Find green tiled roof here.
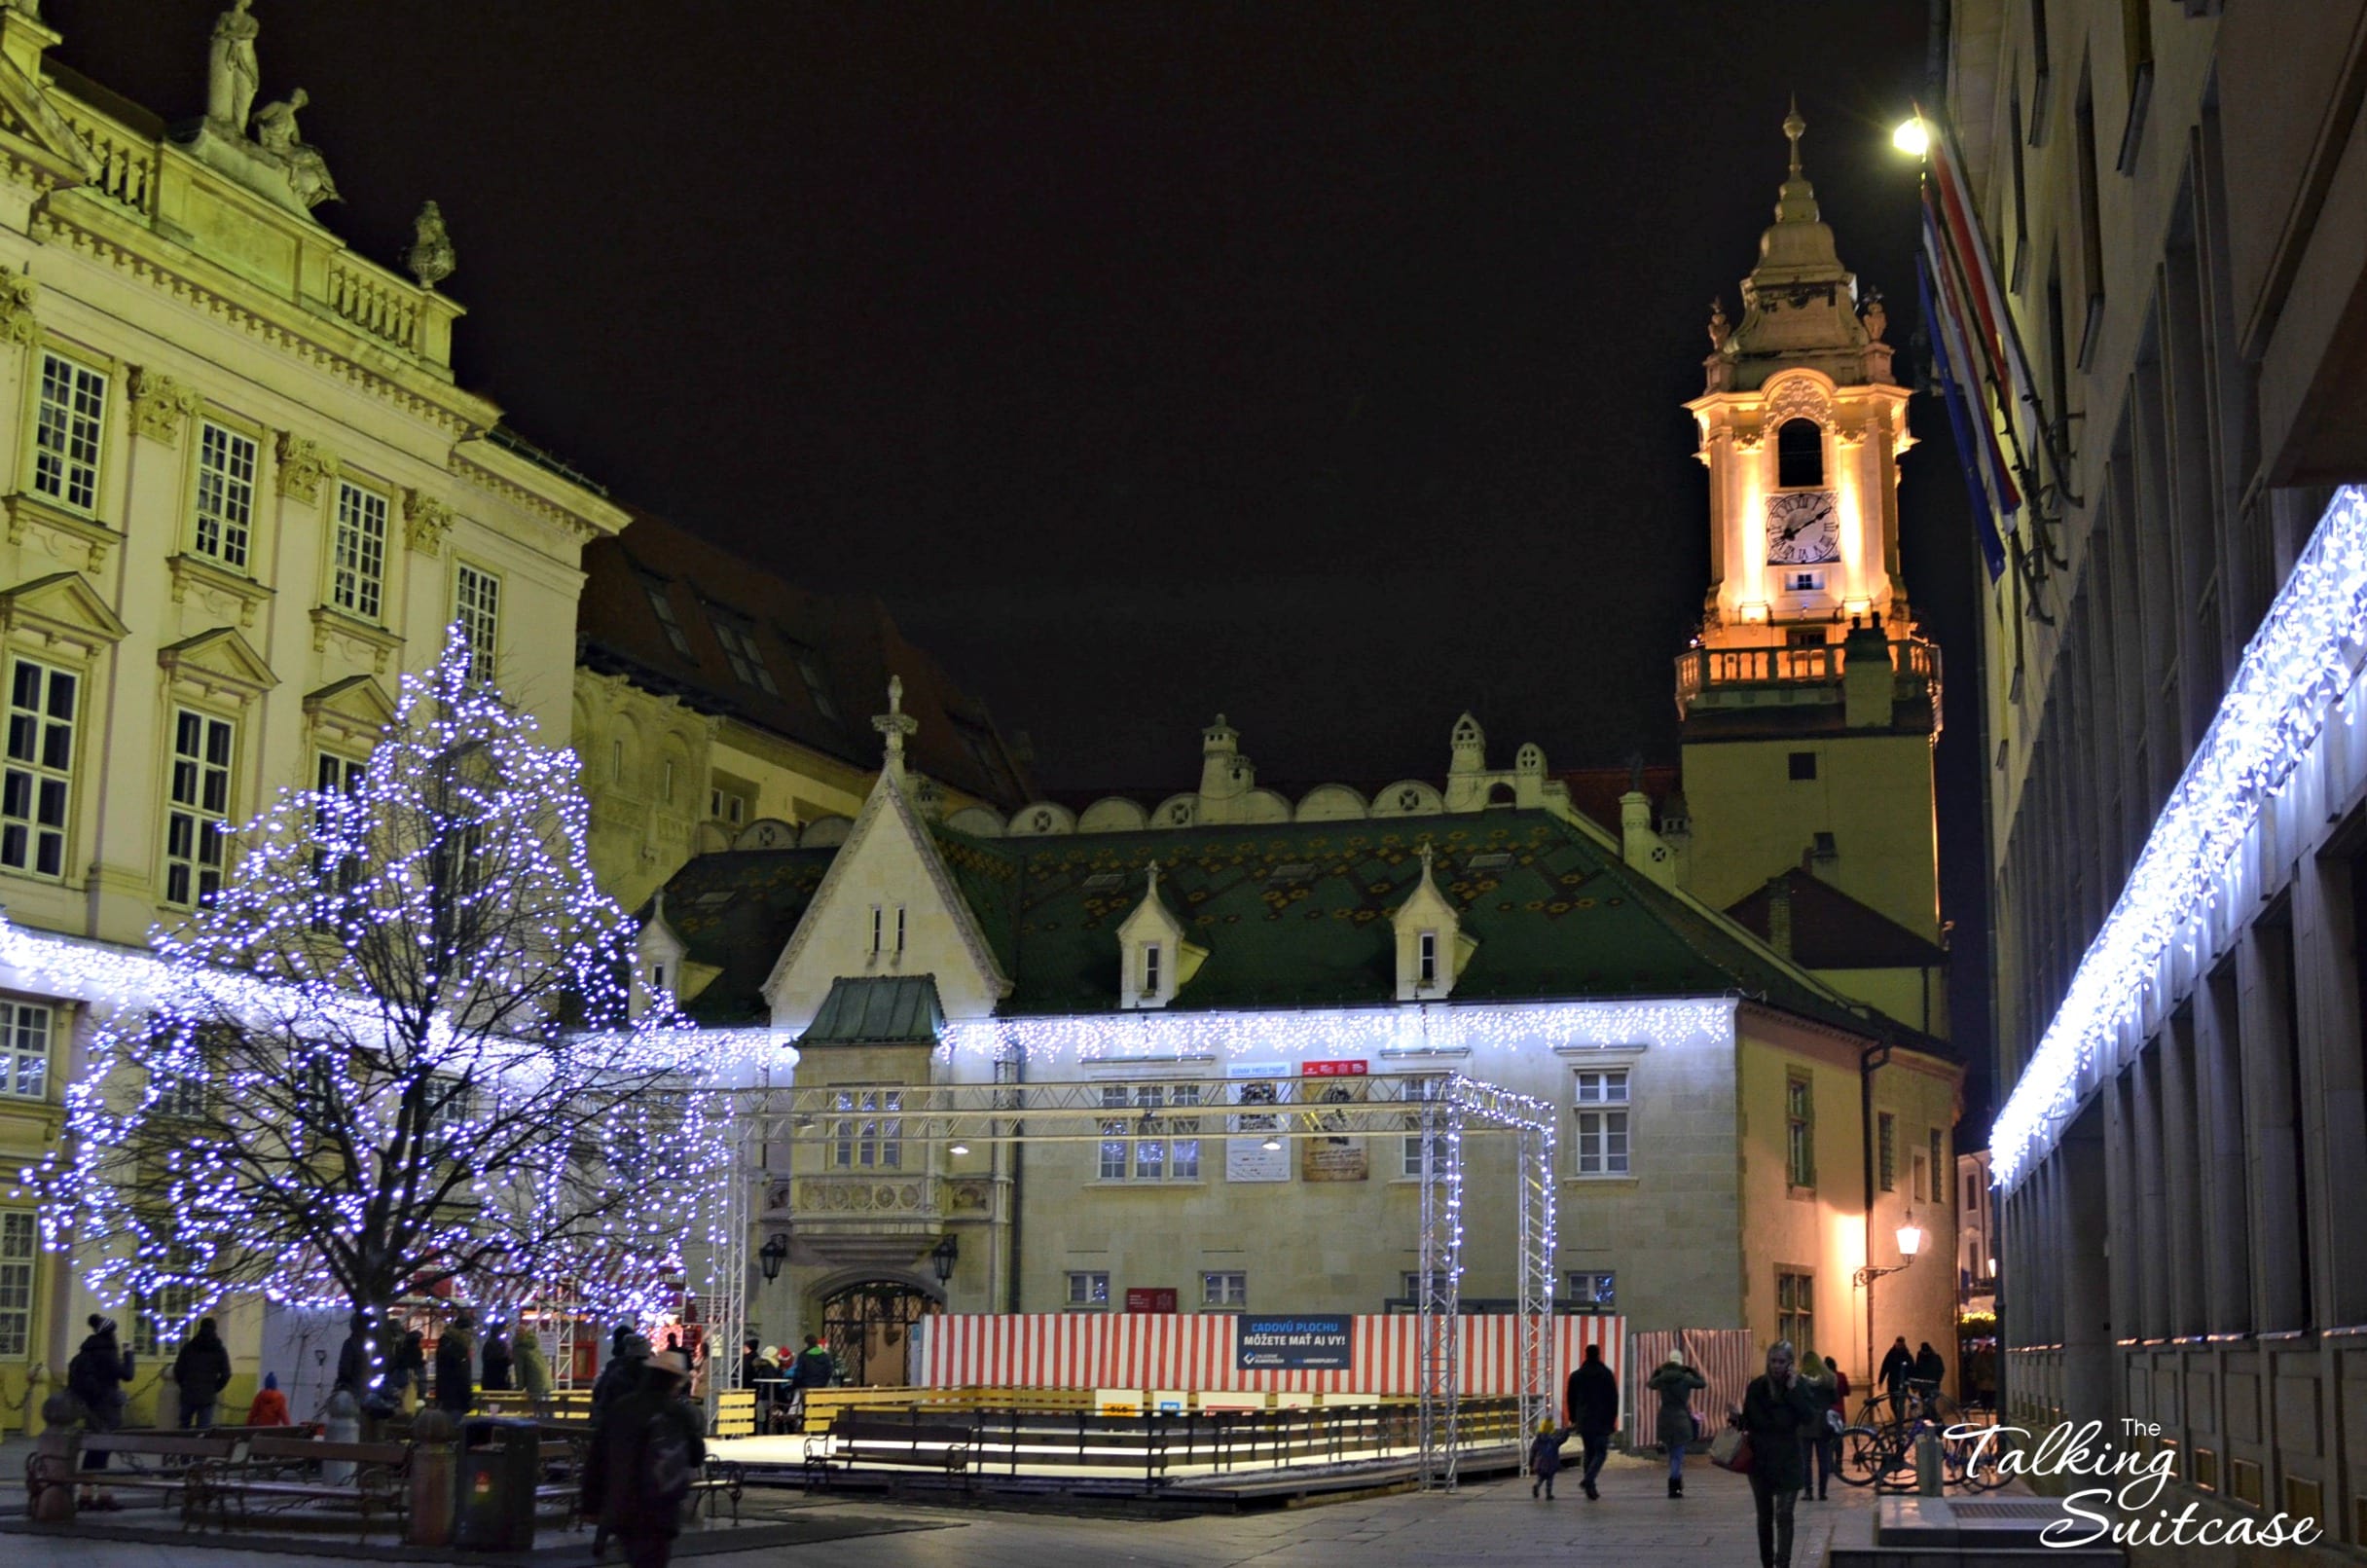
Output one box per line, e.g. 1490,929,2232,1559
650,808,1938,1049
799,975,945,1045
645,847,836,1024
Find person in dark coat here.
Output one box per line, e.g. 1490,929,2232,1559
481,1324,514,1393
1912,1340,1947,1395
333,1312,372,1397
1528,1418,1574,1499
392,1329,426,1404
67,1315,133,1508
170,1316,233,1429
434,1317,475,1416
1648,1348,1707,1497
593,1332,651,1422
1735,1341,1827,1568
1563,1342,1619,1500
1878,1335,1914,1418
583,1349,706,1568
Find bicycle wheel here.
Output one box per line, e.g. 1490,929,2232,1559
1835,1426,1894,1487
1954,1423,2014,1492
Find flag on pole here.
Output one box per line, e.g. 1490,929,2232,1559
1918,253,2010,582
1920,110,2042,435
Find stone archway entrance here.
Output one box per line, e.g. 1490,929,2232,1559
819,1280,941,1387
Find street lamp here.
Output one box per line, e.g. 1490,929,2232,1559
1892,115,1931,157
758,1232,789,1283
929,1233,960,1285
1855,1212,1924,1390
948,1140,969,1156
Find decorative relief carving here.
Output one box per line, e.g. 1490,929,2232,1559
309,604,400,673
0,272,37,348
797,1175,942,1216
950,1179,992,1214
165,552,273,628
127,367,200,445
1763,375,1830,428
403,489,452,555
275,432,338,502
4,494,115,573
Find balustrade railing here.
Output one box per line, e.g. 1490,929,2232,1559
57,102,157,214
326,258,422,354
1674,637,1943,721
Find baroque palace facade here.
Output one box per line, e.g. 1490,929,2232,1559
641,119,1966,1395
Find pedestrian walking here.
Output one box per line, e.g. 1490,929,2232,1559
170,1316,232,1429
333,1312,372,1398
1564,1341,1619,1500
1528,1417,1574,1499
584,1348,706,1568
245,1370,291,1428
1647,1347,1707,1497
593,1332,652,1422
67,1314,132,1510
1732,1340,1826,1568
1912,1340,1948,1397
514,1328,553,1417
1878,1334,1913,1419
435,1315,475,1417
390,1329,427,1414
1816,1356,1849,1500
481,1323,514,1393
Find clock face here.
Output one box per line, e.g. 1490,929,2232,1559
1766,491,1839,565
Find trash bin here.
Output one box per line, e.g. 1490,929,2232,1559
454,1417,540,1550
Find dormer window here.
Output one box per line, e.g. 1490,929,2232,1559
1392,844,1468,1002
1417,931,1438,989
1142,942,1162,999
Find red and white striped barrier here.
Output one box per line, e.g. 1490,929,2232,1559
914,1313,1623,1400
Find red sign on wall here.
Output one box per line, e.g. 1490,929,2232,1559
1124,1288,1179,1314
1300,1060,1368,1077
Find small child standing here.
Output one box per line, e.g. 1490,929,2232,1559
1529,1417,1574,1499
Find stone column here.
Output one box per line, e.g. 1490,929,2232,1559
2292,854,2367,1325
2197,969,2253,1331
2103,1068,2140,1349
2160,1010,2204,1336
2058,1112,2119,1430
2132,1042,2169,1341
2239,923,2309,1331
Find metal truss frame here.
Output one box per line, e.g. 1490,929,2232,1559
713,1071,1555,1486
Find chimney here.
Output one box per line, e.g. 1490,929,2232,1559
1766,875,1793,960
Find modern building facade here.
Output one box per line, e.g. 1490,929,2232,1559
1950,0,2367,1553
0,7,630,1428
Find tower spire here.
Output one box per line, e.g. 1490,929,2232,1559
1784,94,1804,178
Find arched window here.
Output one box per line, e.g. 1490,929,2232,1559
1776,418,1825,489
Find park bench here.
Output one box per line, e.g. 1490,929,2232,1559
32,1430,247,1523
189,1435,410,1539
805,1411,974,1488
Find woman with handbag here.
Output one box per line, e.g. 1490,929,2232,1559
1647,1347,1707,1498
1730,1340,1826,1568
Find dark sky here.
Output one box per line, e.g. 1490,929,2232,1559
49,0,1989,1118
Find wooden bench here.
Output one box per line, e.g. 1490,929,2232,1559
688,1456,745,1523
190,1436,410,1539
805,1412,974,1488
36,1431,245,1523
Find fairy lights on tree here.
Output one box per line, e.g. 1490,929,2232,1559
29,634,730,1351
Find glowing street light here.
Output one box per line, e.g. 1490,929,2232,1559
1892,116,1931,157
1896,1216,1925,1257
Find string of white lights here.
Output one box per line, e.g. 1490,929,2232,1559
1990,485,2367,1190
940,998,1737,1062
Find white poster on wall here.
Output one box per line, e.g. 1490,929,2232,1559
1225,1061,1291,1182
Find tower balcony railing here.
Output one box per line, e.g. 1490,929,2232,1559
1674,637,1942,724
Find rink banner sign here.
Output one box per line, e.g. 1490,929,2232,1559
1236,1315,1353,1369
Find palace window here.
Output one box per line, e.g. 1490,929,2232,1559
1574,1068,1630,1176
1789,750,1818,782
1878,1112,1897,1191
1776,418,1824,489
1776,1268,1814,1349
1140,942,1161,999
193,420,258,570
164,709,235,908
1099,1082,1201,1181
151,1057,208,1122
1202,1271,1247,1310
1567,1271,1616,1313
830,1087,901,1171
0,1208,34,1356
454,565,501,687
330,481,388,620
2,657,77,878
1786,1075,1816,1187
1065,1271,1110,1311
30,351,105,512
1417,930,1438,989
0,1001,51,1101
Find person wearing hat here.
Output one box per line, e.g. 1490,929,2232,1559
67,1315,132,1509
592,1331,651,1422
584,1347,705,1567
245,1371,291,1428
1647,1344,1707,1498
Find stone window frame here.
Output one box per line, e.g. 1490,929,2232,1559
1775,1265,1815,1349
0,651,83,882
1094,1079,1205,1184
162,703,238,910
1785,1072,1816,1191
451,558,502,688
189,413,264,574
327,475,393,624
1566,1269,1616,1315
25,345,111,518
1064,1270,1110,1311
1572,1063,1633,1178
0,997,53,1103
0,1206,37,1357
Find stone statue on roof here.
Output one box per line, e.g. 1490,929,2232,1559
406,201,456,287
206,0,261,136
252,88,338,208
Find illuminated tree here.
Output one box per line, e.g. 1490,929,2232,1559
32,636,727,1351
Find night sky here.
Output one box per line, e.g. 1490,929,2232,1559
49,1,1989,1117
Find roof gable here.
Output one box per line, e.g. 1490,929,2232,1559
1724,870,1949,970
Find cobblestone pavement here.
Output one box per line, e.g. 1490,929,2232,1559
2,1450,1883,1567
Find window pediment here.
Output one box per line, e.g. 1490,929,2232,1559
0,569,128,656
158,626,276,707
303,675,394,748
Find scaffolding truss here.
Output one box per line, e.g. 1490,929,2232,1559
710,1071,1556,1485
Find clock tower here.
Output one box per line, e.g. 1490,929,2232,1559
1669,106,1941,947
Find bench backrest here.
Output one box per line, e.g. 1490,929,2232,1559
81,1434,240,1460
244,1437,408,1465
833,1415,975,1445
